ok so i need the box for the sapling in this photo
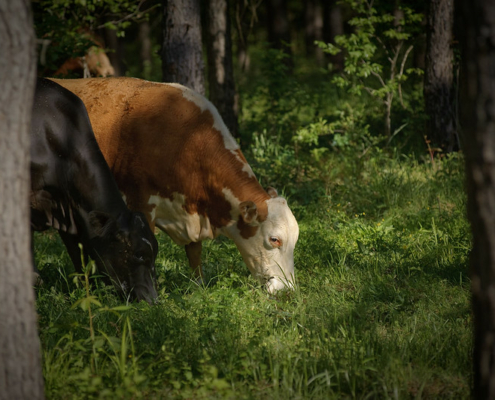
[317,0,423,141]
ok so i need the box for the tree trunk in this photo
[103,26,126,77]
[304,0,323,64]
[138,20,152,80]
[205,0,238,137]
[323,0,344,71]
[0,1,44,399]
[424,0,456,152]
[457,0,495,398]
[162,0,205,95]
[266,0,293,70]
[233,0,261,72]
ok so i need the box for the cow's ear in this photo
[89,211,115,237]
[239,201,258,225]
[266,187,278,198]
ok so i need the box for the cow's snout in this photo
[265,276,295,294]
[132,282,158,304]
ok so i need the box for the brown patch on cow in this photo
[51,77,271,232]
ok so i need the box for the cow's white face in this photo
[227,192,299,294]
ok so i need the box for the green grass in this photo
[34,152,471,399]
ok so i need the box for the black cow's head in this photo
[88,210,158,303]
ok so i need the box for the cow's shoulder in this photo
[34,78,97,155]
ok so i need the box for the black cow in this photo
[30,78,158,303]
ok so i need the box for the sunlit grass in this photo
[33,152,471,399]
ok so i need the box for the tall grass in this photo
[34,151,471,399]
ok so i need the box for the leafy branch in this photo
[316,0,423,140]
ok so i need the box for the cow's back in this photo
[52,78,263,227]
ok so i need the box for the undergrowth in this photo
[34,151,471,399]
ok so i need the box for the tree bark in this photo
[100,16,128,78]
[424,0,457,152]
[205,0,238,137]
[0,1,44,399]
[456,0,495,398]
[233,0,262,72]
[266,0,293,70]
[162,0,205,95]
[323,0,344,71]
[304,0,323,64]
[103,26,126,77]
[139,20,152,80]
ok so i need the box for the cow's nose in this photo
[265,277,294,294]
[132,283,158,304]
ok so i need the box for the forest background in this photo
[26,0,474,398]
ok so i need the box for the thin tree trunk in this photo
[162,0,205,95]
[0,1,44,399]
[139,20,152,80]
[424,0,456,152]
[206,0,238,137]
[457,0,495,398]
[103,26,126,76]
[234,0,261,72]
[385,95,392,139]
[266,0,293,71]
[323,0,344,71]
[305,0,323,64]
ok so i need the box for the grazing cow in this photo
[52,77,299,294]
[30,78,158,302]
[54,46,115,78]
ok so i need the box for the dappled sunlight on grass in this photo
[33,151,471,399]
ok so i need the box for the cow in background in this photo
[55,45,115,78]
[37,31,115,78]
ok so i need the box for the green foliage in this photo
[316,0,424,138]
[240,45,317,147]
[33,0,152,74]
[239,4,426,205]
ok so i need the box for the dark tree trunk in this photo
[139,20,152,80]
[103,26,126,76]
[305,0,323,64]
[424,0,457,152]
[457,0,495,398]
[205,0,238,137]
[322,0,344,71]
[0,1,44,399]
[413,16,427,71]
[266,0,293,70]
[162,0,205,95]
[233,0,259,72]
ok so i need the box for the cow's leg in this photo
[58,231,85,273]
[185,241,203,281]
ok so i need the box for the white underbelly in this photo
[148,193,216,245]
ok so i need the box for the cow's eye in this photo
[269,237,282,248]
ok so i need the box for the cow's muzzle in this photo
[265,276,295,294]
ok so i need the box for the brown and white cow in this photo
[54,46,115,78]
[51,77,299,293]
